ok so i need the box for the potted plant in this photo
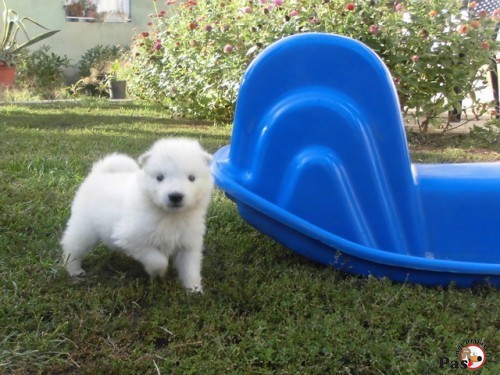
[65,1,96,19]
[0,0,60,86]
[85,1,97,19]
[107,59,128,99]
[65,2,84,18]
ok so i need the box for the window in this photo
[64,0,131,23]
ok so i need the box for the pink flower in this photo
[165,0,175,4]
[369,24,379,34]
[204,24,213,32]
[158,10,166,17]
[223,44,234,53]
[395,3,403,11]
[477,10,488,18]
[274,0,283,5]
[240,6,252,13]
[263,4,274,12]
[154,40,162,51]
[290,9,299,17]
[493,9,500,22]
[411,55,420,63]
[481,41,490,50]
[345,3,355,11]
[309,17,319,24]
[457,24,470,35]
[470,20,480,28]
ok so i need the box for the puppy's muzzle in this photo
[168,192,184,208]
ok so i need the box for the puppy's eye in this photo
[156,174,164,182]
[188,174,196,182]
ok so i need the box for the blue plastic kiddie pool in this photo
[211,33,500,287]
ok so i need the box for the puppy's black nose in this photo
[168,192,184,205]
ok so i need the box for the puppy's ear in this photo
[138,152,150,167]
[202,151,212,165]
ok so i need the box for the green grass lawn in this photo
[1,101,499,374]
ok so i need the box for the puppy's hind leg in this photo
[61,223,98,277]
[134,248,169,278]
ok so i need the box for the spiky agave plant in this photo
[0,0,60,66]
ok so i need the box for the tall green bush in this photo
[128,0,498,125]
[16,45,69,99]
[78,44,124,78]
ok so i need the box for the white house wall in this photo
[11,0,156,71]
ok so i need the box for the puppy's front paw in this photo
[141,252,169,278]
[187,285,204,294]
[66,264,86,277]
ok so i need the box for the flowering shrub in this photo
[128,0,499,126]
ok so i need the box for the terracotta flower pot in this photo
[0,63,16,87]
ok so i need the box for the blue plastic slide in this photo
[211,33,500,287]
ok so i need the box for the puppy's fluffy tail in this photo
[91,153,139,174]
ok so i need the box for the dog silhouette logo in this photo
[460,344,486,370]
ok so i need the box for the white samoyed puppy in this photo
[61,138,214,292]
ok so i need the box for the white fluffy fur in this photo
[61,138,214,292]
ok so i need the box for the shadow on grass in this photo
[1,103,215,130]
[1,103,230,157]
